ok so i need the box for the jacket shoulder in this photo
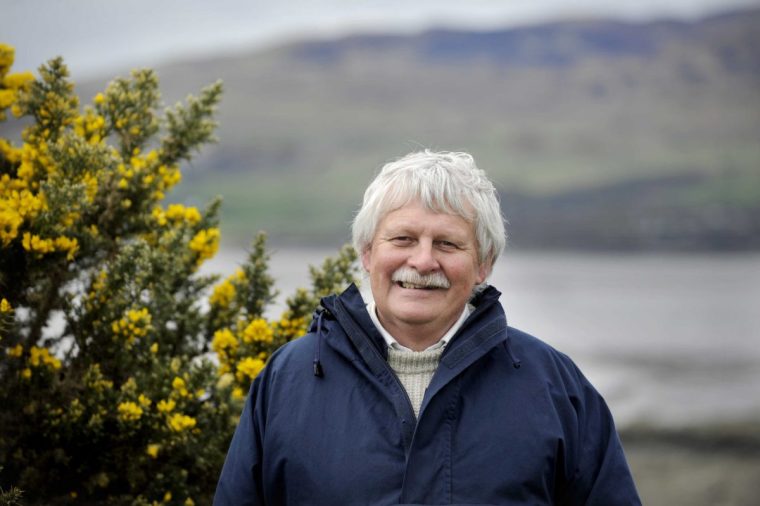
[264,332,320,372]
[505,325,588,386]
[507,325,570,359]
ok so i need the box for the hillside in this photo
[12,8,760,249]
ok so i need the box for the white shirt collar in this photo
[367,301,472,353]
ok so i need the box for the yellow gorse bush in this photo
[0,43,359,504]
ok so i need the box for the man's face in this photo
[362,200,489,348]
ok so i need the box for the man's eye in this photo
[437,241,459,250]
[390,236,413,245]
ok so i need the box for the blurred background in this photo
[5,0,760,503]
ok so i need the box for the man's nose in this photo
[407,241,439,273]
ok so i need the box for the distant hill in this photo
[11,8,760,249]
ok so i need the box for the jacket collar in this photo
[318,283,514,423]
[319,283,508,364]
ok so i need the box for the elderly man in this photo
[215,151,641,505]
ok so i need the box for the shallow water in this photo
[203,248,760,428]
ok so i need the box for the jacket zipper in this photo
[331,300,419,441]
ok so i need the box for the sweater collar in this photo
[366,300,472,353]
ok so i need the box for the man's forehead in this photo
[377,203,476,235]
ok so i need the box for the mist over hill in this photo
[15,7,760,249]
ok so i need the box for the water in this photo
[203,248,760,428]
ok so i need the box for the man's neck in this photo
[386,322,454,351]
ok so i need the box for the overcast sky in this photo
[4,0,760,79]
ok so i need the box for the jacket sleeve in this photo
[213,375,266,506]
[559,366,642,506]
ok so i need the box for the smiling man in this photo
[214,151,641,505]
[363,200,488,351]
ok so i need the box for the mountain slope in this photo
[25,8,760,248]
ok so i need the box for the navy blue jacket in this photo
[215,284,640,505]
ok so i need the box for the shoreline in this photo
[620,421,760,506]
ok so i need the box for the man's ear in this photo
[476,260,491,285]
[361,247,372,272]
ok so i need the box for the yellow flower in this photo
[117,401,143,422]
[21,368,31,379]
[0,43,15,74]
[3,71,35,90]
[209,278,236,308]
[163,491,172,503]
[183,207,201,224]
[0,89,16,109]
[146,443,160,459]
[0,139,22,163]
[152,207,167,226]
[184,498,195,506]
[6,344,23,357]
[22,232,55,255]
[167,413,196,432]
[158,164,181,189]
[236,356,266,382]
[232,387,245,401]
[0,208,23,245]
[211,328,238,356]
[166,204,184,220]
[28,346,61,370]
[172,376,189,397]
[93,92,105,105]
[188,228,220,264]
[242,319,273,344]
[150,343,159,354]
[54,236,79,261]
[138,394,152,407]
[156,398,176,413]
[165,204,200,225]
[0,298,12,313]
[111,308,152,344]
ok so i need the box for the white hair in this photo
[352,150,507,268]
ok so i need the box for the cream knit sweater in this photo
[387,346,445,418]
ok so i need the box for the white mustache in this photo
[391,267,450,289]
